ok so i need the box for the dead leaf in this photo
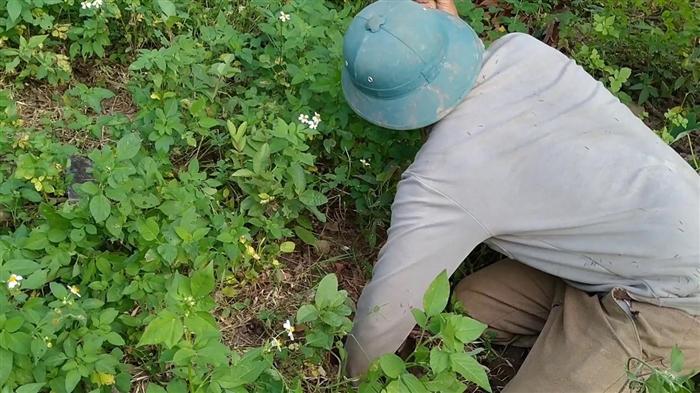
[315,240,331,255]
[323,221,339,232]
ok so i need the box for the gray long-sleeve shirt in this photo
[345,32,700,378]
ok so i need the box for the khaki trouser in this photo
[454,259,700,393]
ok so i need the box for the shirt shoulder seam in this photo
[409,174,494,238]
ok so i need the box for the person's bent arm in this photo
[344,174,491,378]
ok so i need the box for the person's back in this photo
[417,32,700,312]
[340,1,700,391]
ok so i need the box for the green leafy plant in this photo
[358,271,493,393]
[625,346,697,393]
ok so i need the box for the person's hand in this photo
[414,0,459,17]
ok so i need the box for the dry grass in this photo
[5,61,137,151]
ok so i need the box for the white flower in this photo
[279,12,290,22]
[81,0,102,9]
[271,338,282,351]
[283,320,295,341]
[360,159,370,167]
[67,285,81,298]
[298,111,321,129]
[7,274,23,289]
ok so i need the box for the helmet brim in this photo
[341,12,484,131]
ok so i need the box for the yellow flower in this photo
[47,342,53,348]
[91,371,115,386]
[68,285,81,298]
[272,259,280,267]
[239,236,247,244]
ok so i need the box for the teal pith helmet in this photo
[341,0,484,131]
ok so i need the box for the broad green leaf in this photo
[5,331,30,354]
[234,361,269,387]
[89,194,111,223]
[65,369,81,392]
[172,347,196,366]
[31,337,47,361]
[296,304,319,323]
[16,383,45,393]
[0,259,40,276]
[137,310,184,349]
[166,380,188,393]
[314,274,338,309]
[252,143,270,174]
[105,216,123,238]
[287,164,306,193]
[157,0,176,17]
[423,372,463,392]
[423,270,449,318]
[400,374,430,393]
[299,190,328,207]
[305,330,332,349]
[430,348,450,374]
[294,226,317,246]
[21,269,46,290]
[280,241,295,253]
[116,133,141,161]
[105,332,125,346]
[0,349,12,386]
[7,1,22,23]
[50,282,69,298]
[450,352,491,392]
[670,345,685,373]
[198,117,219,129]
[379,353,406,379]
[77,182,100,196]
[319,311,347,327]
[24,232,48,250]
[157,244,178,264]
[184,312,220,340]
[146,383,168,393]
[451,315,488,344]
[231,169,255,177]
[137,217,160,242]
[619,67,632,81]
[191,263,216,297]
[4,316,24,332]
[412,309,427,329]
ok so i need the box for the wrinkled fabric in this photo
[344,32,700,379]
[455,259,700,393]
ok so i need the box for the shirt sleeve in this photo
[344,174,491,378]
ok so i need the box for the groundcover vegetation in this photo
[0,0,697,392]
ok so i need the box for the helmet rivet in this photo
[367,77,373,83]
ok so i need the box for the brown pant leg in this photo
[454,258,566,348]
[456,259,700,392]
